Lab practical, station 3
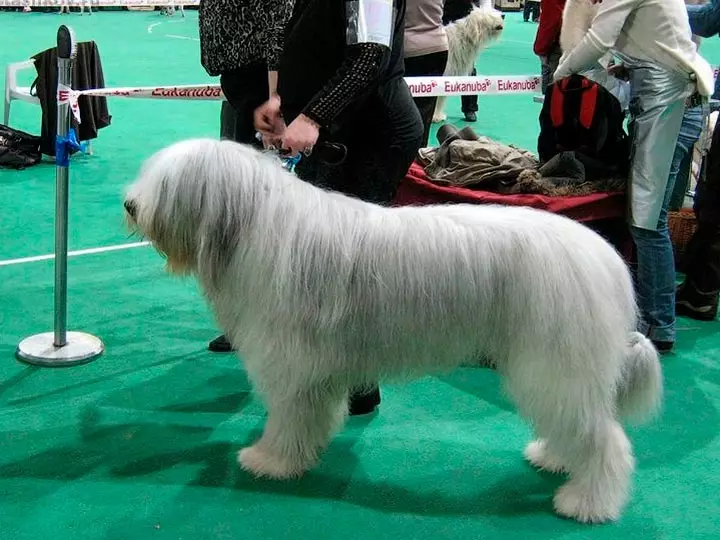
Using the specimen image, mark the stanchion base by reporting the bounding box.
[16,331,104,367]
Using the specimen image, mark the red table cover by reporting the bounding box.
[393,161,626,223]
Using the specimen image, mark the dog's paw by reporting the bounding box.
[524,439,567,474]
[432,113,447,123]
[553,481,622,524]
[238,445,303,480]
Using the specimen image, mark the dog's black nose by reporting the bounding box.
[124,199,137,219]
[501,14,505,19]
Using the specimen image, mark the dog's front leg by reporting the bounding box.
[433,96,448,123]
[238,382,348,479]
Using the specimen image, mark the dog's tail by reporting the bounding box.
[616,332,663,423]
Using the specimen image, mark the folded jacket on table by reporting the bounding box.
[417,137,627,197]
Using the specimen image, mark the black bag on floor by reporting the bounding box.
[538,74,630,175]
[0,124,42,170]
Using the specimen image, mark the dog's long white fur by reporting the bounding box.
[126,138,663,524]
[559,0,599,63]
[432,6,505,123]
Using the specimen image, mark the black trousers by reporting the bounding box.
[293,79,423,204]
[293,107,421,409]
[524,1,540,22]
[219,62,269,147]
[294,132,420,205]
[462,67,479,114]
[684,125,720,292]
[404,50,449,147]
[290,114,420,410]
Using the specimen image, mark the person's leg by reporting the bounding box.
[678,221,720,320]
[668,150,692,211]
[295,145,384,416]
[220,101,239,141]
[210,63,270,352]
[403,51,448,147]
[630,157,683,352]
[292,100,421,415]
[630,105,706,350]
[523,1,531,21]
[541,61,553,96]
[541,45,562,95]
[461,67,479,122]
[293,150,384,416]
[219,62,269,147]
[677,114,720,320]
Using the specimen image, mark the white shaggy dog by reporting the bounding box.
[432,5,505,123]
[124,138,663,524]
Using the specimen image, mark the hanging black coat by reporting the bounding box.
[31,41,111,156]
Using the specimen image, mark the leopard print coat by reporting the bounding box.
[199,0,294,76]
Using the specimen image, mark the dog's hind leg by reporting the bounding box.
[507,350,634,523]
[238,381,348,479]
[549,418,634,523]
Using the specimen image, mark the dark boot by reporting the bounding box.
[349,386,381,416]
[676,281,719,321]
[208,334,235,352]
[652,340,674,354]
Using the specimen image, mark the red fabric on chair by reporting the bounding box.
[393,161,627,223]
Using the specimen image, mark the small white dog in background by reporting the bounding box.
[432,5,506,123]
[124,138,663,524]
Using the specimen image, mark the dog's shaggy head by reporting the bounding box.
[460,6,505,45]
[124,138,272,279]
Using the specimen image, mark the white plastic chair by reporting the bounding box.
[4,59,39,126]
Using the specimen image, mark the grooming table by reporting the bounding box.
[393,161,631,257]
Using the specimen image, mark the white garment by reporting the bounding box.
[554,0,714,96]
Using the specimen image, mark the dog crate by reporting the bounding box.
[494,0,523,11]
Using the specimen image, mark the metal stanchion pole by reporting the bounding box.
[16,25,104,367]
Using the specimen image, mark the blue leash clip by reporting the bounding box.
[281,153,302,172]
[256,132,302,172]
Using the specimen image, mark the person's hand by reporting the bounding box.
[280,114,320,157]
[254,95,284,139]
[262,130,285,150]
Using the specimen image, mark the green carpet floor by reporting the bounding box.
[1,10,719,540]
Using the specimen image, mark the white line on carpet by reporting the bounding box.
[0,241,150,268]
[147,19,186,35]
[165,34,200,41]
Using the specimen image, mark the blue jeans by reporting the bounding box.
[630,105,707,342]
